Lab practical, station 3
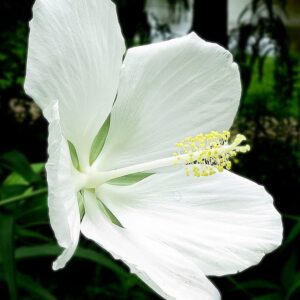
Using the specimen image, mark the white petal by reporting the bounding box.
[45,103,80,270]
[25,0,125,169]
[81,190,220,300]
[97,170,282,276]
[95,33,241,170]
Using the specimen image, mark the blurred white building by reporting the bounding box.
[145,0,194,42]
[144,0,299,52]
[229,0,300,52]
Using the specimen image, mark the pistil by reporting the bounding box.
[77,131,250,190]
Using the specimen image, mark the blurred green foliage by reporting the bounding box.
[0,152,158,300]
[0,0,300,299]
[241,59,299,117]
[0,23,27,95]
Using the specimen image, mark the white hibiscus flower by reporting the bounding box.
[24,0,283,299]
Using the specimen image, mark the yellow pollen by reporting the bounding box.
[174,131,250,177]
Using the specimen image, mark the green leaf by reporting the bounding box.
[3,163,44,186]
[17,203,47,221]
[0,214,17,300]
[107,172,154,186]
[283,214,300,221]
[31,163,45,174]
[17,273,57,300]
[252,293,281,300]
[3,244,128,278]
[122,275,141,291]
[287,282,300,300]
[67,141,80,171]
[16,193,48,228]
[0,271,57,300]
[232,279,280,291]
[4,173,28,186]
[284,221,300,247]
[89,114,111,165]
[75,247,127,277]
[16,228,51,243]
[0,185,29,199]
[0,188,47,207]
[0,151,40,183]
[227,276,253,297]
[282,252,297,289]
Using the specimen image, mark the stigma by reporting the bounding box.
[174,131,250,177]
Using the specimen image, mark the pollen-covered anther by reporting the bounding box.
[175,131,250,177]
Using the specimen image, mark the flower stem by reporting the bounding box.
[0,188,48,207]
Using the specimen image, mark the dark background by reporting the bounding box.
[0,0,299,299]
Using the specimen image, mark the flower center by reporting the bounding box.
[174,131,250,177]
[75,131,250,190]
